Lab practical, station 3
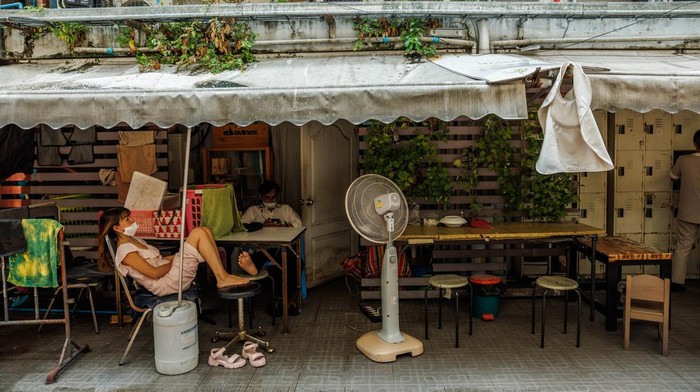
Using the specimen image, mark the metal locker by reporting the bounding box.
[578,192,606,231]
[672,110,700,151]
[579,171,607,194]
[642,150,673,192]
[615,150,643,193]
[643,192,672,234]
[642,233,672,275]
[615,109,644,151]
[614,192,644,234]
[643,110,673,151]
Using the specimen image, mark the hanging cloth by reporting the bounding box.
[201,185,235,239]
[0,125,34,183]
[7,219,63,288]
[536,62,613,175]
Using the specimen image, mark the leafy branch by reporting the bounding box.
[352,17,441,59]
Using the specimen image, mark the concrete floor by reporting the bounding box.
[1,276,699,392]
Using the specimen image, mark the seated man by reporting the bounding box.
[236,180,302,316]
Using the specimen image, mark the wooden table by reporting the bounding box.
[217,227,306,334]
[394,222,604,309]
[573,236,672,331]
[399,222,604,243]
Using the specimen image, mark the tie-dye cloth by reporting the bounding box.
[8,219,62,288]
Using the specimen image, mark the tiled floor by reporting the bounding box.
[1,277,699,392]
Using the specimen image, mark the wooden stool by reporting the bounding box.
[424,274,471,348]
[531,276,581,349]
[212,282,273,353]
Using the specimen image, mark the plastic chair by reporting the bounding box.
[104,236,199,365]
[624,274,670,356]
[424,274,472,348]
[531,275,582,349]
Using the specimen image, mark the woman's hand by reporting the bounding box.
[263,218,286,227]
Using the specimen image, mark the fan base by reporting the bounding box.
[356,331,424,362]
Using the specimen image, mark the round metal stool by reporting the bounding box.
[424,274,472,348]
[212,282,274,353]
[531,276,581,349]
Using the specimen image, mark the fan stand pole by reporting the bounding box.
[356,214,423,363]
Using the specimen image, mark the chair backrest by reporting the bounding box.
[625,274,670,321]
[104,235,149,314]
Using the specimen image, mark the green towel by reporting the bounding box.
[201,184,246,238]
[8,219,62,288]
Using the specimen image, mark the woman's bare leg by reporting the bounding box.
[200,227,257,275]
[186,227,249,288]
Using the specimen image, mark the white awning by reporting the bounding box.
[0,55,528,130]
[527,51,700,114]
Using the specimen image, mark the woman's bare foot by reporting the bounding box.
[217,274,250,289]
[238,251,259,276]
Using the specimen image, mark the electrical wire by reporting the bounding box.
[538,0,700,53]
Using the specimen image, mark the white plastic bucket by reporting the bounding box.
[153,300,199,375]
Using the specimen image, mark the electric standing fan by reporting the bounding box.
[345,174,424,362]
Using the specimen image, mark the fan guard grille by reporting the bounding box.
[345,174,408,244]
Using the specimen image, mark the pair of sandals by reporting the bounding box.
[208,342,266,369]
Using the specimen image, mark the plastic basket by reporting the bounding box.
[131,210,156,237]
[184,184,228,234]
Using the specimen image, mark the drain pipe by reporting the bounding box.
[493,35,700,48]
[74,35,476,55]
[0,2,24,9]
[73,47,158,54]
[477,19,490,54]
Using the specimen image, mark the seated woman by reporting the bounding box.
[97,208,258,297]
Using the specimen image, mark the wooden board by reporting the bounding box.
[578,236,672,262]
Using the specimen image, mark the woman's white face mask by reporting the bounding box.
[122,222,139,237]
[263,201,277,210]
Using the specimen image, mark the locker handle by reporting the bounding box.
[618,125,626,134]
[675,124,682,134]
[618,167,625,176]
[645,167,653,176]
[644,124,653,134]
[645,208,653,218]
[581,209,588,219]
[645,194,654,205]
[617,209,624,218]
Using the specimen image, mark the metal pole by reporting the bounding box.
[177,127,192,307]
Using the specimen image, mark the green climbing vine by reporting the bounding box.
[352,17,441,58]
[454,115,519,218]
[453,113,578,222]
[519,112,579,222]
[363,118,453,208]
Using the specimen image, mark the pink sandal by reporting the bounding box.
[208,347,246,369]
[241,342,266,368]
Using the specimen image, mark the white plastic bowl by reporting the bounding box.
[440,215,467,228]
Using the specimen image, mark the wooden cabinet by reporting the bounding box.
[203,123,272,209]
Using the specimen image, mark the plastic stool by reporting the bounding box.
[531,276,582,349]
[424,274,472,348]
[212,282,273,353]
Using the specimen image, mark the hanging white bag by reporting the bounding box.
[535,61,614,175]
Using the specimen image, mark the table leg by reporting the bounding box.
[295,242,302,310]
[589,236,597,322]
[281,247,289,334]
[605,264,621,332]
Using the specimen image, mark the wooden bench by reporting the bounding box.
[572,236,672,332]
